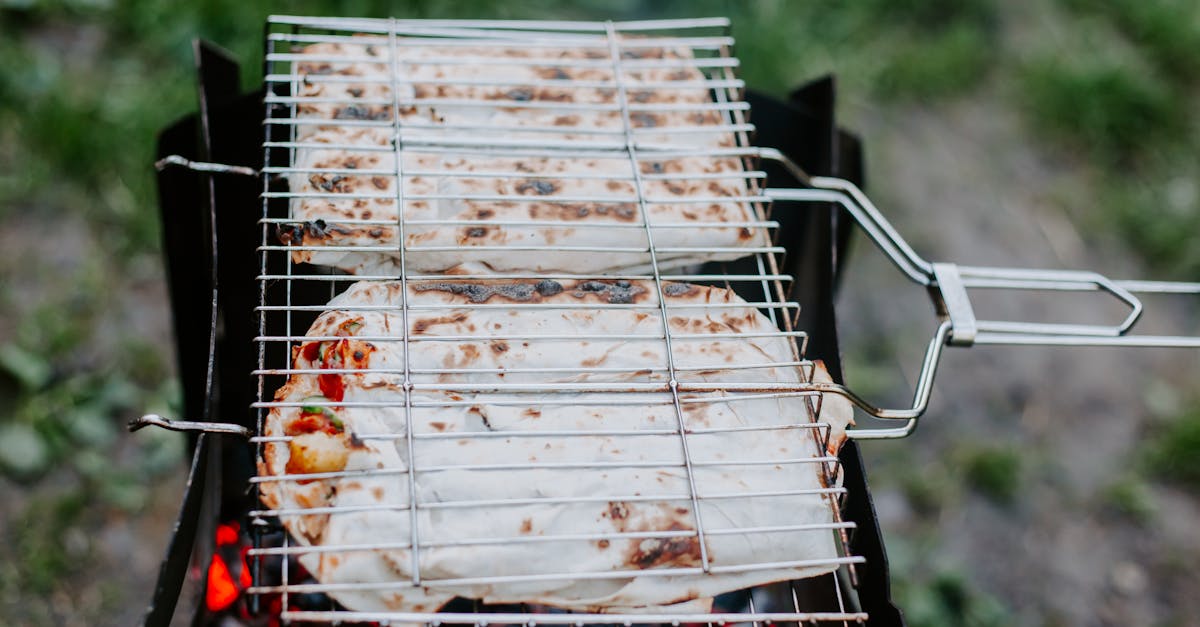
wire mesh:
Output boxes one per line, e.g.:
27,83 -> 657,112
252,15 -> 866,625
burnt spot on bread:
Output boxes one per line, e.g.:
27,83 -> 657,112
706,181 -> 733,197
371,176 -> 389,190
277,224 -> 303,245
536,279 -> 563,297
630,112 -> 661,128
309,174 -> 353,193
571,280 -> 645,304
661,282 -> 696,297
333,105 -> 390,120
580,355 -> 605,368
640,160 -> 689,175
413,279 -> 561,303
522,408 -> 541,419
415,282 -> 537,303
300,63 -> 335,75
413,279 -> 643,304
464,227 -> 488,238
475,209 -> 495,219
490,341 -> 509,354
411,312 -> 469,334
504,87 -> 533,102
628,522 -> 703,569
277,219 -> 333,245
457,344 -> 480,363
606,501 -> 630,521
536,67 -> 570,80
520,518 -> 533,534
528,202 -> 637,222
428,421 -> 447,432
515,179 -> 558,195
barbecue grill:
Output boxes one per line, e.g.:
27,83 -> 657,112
134,16 -> 1200,627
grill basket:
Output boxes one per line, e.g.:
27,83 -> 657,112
137,14 -> 1199,627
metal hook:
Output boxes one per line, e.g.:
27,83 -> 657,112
128,414 -> 252,438
155,155 -> 259,177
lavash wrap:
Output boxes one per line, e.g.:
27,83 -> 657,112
260,279 -> 854,613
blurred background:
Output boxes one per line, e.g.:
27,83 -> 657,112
1,0 -> 1198,625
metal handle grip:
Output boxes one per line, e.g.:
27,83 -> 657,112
760,150 -> 1200,439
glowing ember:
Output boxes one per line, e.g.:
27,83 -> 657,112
206,522 -> 251,613
206,553 -> 240,612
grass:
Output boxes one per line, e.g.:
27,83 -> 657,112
1143,408 -> 1200,491
898,570 -> 1011,627
1064,0 -> 1200,83
1018,1 -> 1200,275
1019,59 -> 1182,167
959,445 -> 1022,504
886,536 -> 1012,627
874,22 -> 996,99
1101,170 -> 1200,277
10,492 -> 89,595
1100,475 -> 1156,521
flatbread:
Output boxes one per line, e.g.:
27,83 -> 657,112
259,279 -> 854,613
280,39 -> 765,275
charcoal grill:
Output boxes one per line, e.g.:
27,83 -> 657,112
135,16 -> 1199,627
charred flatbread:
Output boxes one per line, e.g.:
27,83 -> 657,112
281,40 -> 764,275
259,279 -> 855,613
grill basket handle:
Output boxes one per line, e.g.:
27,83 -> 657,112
761,149 -> 1200,439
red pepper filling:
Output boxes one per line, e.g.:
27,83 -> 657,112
318,373 -> 345,402
300,341 -> 321,362
286,411 -> 341,436
295,322 -> 372,410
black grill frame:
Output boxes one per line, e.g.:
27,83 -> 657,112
146,40 -> 902,627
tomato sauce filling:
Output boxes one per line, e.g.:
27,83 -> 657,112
289,317 -> 373,434
296,318 -> 373,405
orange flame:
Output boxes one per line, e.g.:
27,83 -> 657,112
206,553 -> 240,612
206,522 -> 250,613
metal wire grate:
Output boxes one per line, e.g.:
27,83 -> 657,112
251,15 -> 866,625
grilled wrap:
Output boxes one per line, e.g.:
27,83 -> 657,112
282,40 -> 764,275
259,279 -> 854,613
